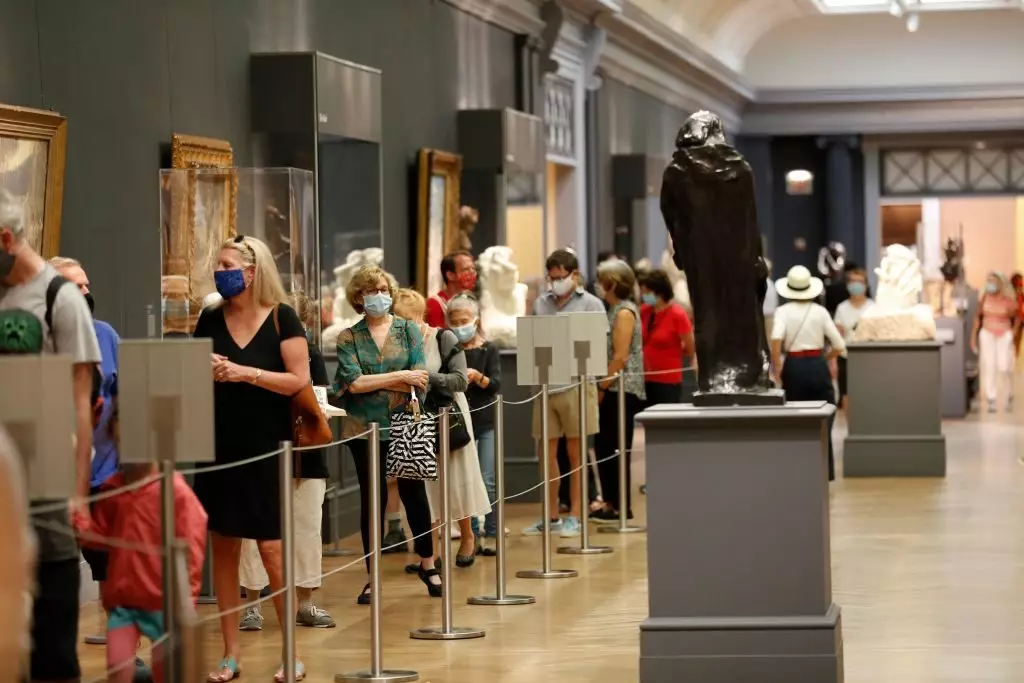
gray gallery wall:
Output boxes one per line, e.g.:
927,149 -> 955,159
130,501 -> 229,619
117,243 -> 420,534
0,0 -> 517,337
590,77 -> 690,270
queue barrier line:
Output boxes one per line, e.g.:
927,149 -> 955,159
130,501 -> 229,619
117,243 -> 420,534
85,633 -> 170,683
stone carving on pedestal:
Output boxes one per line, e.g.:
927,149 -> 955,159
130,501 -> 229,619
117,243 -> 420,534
477,245 -> 527,349
660,110 -> 781,406
855,244 -> 937,341
321,248 -> 384,351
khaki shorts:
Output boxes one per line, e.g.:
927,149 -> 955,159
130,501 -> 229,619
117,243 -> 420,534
532,383 -> 600,440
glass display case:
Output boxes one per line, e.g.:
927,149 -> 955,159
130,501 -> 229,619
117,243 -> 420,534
159,167 -> 318,341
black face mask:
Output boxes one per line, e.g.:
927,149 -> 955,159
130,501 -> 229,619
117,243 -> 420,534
84,292 -> 95,315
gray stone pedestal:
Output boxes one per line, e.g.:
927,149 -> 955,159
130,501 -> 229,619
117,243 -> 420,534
843,341 -> 946,477
936,318 -> 966,418
637,402 -> 842,683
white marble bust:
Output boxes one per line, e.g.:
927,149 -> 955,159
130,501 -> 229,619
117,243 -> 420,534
855,244 -> 936,341
478,246 -> 527,349
321,247 -> 384,351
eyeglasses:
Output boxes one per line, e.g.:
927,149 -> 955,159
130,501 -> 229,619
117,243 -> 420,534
233,234 -> 255,262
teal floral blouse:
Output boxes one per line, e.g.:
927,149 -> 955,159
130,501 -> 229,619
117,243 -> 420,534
607,300 -> 647,400
334,317 -> 426,441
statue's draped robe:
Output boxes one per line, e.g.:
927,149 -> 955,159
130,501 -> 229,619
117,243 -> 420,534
661,143 -> 773,396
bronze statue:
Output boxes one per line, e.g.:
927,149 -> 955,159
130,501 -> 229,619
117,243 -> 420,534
660,111 -> 782,406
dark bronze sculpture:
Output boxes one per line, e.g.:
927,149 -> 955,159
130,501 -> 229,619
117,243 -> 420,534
660,111 -> 783,406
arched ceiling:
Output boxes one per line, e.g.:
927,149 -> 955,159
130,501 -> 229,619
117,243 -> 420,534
627,0 -> 1024,81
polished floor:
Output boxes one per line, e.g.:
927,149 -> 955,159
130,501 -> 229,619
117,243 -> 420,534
77,396 -> 1024,682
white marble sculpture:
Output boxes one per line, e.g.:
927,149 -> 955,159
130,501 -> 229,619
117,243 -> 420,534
660,249 -> 692,311
854,244 -> 936,341
321,247 -> 384,350
478,245 -> 527,349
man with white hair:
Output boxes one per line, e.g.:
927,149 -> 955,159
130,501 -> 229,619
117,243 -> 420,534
0,194 -> 101,682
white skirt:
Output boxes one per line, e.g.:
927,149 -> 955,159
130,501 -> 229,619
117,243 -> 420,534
426,392 -> 492,522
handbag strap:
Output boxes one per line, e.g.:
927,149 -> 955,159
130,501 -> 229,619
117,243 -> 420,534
784,305 -> 814,352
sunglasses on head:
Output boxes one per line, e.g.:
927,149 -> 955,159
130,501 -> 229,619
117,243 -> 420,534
233,234 -> 255,262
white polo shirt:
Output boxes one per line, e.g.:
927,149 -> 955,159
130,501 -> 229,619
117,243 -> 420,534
771,301 -> 845,353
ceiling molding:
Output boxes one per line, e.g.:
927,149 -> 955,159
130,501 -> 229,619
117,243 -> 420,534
741,96 -> 1024,136
441,0 -> 545,34
756,82 -> 1024,105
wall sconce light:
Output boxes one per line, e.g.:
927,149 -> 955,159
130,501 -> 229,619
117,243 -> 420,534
785,169 -> 814,195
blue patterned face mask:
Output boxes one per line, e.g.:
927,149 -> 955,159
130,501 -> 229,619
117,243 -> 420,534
363,293 -> 392,317
214,269 -> 247,299
451,322 -> 477,343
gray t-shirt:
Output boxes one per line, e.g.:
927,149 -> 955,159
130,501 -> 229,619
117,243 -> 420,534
0,264 -> 101,562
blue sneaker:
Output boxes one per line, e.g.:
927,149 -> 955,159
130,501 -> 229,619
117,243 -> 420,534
560,516 -> 581,538
522,518 -> 562,536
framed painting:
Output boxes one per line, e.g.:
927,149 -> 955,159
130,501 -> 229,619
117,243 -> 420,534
161,134 -> 237,334
415,149 -> 462,294
0,103 -> 67,258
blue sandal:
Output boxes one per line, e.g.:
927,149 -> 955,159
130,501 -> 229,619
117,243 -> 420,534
208,657 -> 241,682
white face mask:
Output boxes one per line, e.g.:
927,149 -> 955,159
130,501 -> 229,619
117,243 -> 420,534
551,277 -> 574,297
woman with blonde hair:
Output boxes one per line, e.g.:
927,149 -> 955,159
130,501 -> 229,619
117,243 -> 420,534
333,266 -> 439,603
193,235 -> 312,682
392,289 -> 491,567
971,271 -> 1020,412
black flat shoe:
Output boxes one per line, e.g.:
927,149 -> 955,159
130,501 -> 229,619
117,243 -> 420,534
455,554 -> 475,568
418,567 -> 443,598
475,542 -> 496,557
405,558 -> 440,574
357,583 -> 371,605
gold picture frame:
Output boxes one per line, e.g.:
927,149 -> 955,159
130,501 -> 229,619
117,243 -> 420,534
415,149 -> 462,294
162,134 -> 237,334
0,103 -> 67,258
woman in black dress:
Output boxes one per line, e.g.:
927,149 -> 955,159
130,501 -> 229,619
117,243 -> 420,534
193,235 -> 311,683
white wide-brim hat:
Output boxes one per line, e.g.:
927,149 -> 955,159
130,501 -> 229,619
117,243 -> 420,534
775,265 -> 823,301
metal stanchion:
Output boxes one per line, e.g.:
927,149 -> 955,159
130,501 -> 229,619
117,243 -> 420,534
337,424 -> 418,682
281,441 -> 297,683
412,408 -> 486,639
560,376 -> 611,555
517,385 -> 578,579
601,373 -> 645,534
469,396 -> 535,605
160,459 -> 178,683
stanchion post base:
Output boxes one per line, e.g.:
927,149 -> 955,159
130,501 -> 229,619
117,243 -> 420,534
334,670 -> 419,682
515,569 -> 579,579
84,635 -> 107,645
409,626 -> 486,640
467,594 -> 536,606
323,548 -> 360,557
197,596 -> 218,605
558,545 -> 613,555
598,525 -> 646,534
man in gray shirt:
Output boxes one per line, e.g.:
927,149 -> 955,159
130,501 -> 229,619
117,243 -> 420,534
0,195 -> 101,682
523,249 -> 605,539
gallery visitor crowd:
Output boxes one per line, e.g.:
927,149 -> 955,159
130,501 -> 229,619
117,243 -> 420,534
2,178 -> 902,681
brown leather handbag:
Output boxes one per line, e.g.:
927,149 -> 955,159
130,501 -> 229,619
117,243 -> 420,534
273,307 -> 333,459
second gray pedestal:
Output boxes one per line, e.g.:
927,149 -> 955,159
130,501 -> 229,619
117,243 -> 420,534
843,341 -> 946,477
637,402 -> 842,683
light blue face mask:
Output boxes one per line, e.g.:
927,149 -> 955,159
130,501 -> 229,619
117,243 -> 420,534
847,282 -> 866,297
641,293 -> 657,306
986,282 -> 1000,294
452,322 -> 477,343
363,292 -> 392,317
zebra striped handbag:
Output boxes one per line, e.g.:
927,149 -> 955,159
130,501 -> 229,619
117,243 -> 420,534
386,391 -> 438,480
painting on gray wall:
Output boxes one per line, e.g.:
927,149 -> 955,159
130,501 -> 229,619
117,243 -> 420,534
415,149 -> 463,294
0,103 -> 68,258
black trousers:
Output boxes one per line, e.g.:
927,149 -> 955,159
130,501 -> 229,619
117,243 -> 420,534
645,381 -> 683,407
557,436 -> 599,507
349,439 -> 434,571
837,356 -> 849,400
595,391 -> 644,514
781,355 -> 836,481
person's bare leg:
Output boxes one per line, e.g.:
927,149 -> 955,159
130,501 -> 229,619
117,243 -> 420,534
244,588 -> 260,602
256,540 -> 301,664
545,438 -> 561,517
296,586 -> 313,606
457,517 -> 475,557
210,533 -> 242,679
564,437 -> 582,518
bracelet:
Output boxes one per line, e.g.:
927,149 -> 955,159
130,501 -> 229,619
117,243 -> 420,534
251,368 -> 263,384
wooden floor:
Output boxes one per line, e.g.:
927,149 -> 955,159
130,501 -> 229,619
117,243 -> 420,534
78,397 -> 1024,682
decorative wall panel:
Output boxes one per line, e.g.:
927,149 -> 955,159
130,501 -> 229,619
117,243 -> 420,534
882,147 -> 1024,196
545,74 -> 574,159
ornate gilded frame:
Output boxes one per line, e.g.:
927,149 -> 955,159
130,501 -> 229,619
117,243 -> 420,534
415,149 -> 462,294
163,134 -> 237,334
0,103 -> 67,258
